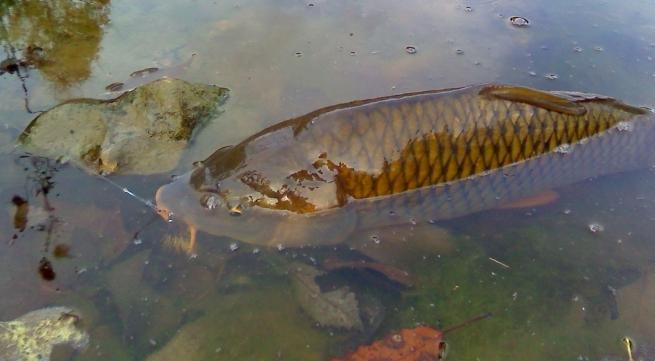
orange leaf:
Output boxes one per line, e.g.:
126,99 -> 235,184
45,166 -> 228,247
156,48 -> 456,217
331,326 -> 446,361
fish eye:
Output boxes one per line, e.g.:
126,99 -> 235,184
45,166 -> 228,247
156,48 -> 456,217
200,193 -> 220,210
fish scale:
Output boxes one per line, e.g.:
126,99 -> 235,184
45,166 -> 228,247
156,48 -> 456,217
357,111 -> 650,228
306,89 -> 638,209
156,84 -> 654,247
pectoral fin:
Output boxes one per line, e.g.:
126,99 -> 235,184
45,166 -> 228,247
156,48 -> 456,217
497,190 -> 559,210
162,223 -> 197,255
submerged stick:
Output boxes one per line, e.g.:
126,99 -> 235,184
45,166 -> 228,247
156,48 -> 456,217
97,174 -> 160,214
442,312 -> 493,335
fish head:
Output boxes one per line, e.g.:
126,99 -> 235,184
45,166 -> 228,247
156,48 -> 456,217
155,170 -> 283,245
155,141 -> 356,247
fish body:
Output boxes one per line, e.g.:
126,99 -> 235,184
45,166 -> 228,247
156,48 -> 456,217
155,84 -> 654,246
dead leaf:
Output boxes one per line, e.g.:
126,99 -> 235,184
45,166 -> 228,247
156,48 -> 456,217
290,262 -> 363,330
11,195 -> 28,232
331,326 -> 446,361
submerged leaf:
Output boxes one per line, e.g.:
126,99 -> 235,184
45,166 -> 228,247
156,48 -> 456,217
331,326 -> 446,361
290,263 -> 363,330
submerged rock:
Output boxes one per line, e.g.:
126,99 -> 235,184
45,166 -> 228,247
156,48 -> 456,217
0,306 -> 89,361
291,262 -> 363,330
18,78 -> 229,174
145,288 -> 329,361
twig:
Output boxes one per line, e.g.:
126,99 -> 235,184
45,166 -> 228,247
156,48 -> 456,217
488,257 -> 511,269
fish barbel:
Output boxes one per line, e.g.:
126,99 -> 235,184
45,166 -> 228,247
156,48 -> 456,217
155,84 -> 654,247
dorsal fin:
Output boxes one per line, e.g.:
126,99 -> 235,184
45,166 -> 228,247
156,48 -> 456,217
551,90 -> 649,115
480,85 -> 588,116
480,84 -> 650,116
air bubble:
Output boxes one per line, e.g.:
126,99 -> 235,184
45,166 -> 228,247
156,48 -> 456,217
544,73 -> 559,80
464,6 -> 473,12
229,242 -> 239,252
455,49 -> 464,55
133,238 -> 143,245
593,46 -> 604,52
405,46 -> 417,54
555,143 -> 572,154
588,223 -> 604,233
370,235 -> 381,244
616,121 -> 634,132
573,46 -> 583,53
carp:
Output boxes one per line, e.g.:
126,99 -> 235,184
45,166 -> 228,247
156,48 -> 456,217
155,84 -> 654,249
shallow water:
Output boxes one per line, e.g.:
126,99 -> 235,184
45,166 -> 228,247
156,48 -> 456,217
2,0 -> 655,360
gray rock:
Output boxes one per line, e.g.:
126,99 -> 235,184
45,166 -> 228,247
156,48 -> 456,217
18,78 -> 229,174
290,262 -> 363,330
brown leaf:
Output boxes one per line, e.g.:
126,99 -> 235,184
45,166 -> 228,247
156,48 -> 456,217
11,195 -> 29,232
331,326 -> 446,361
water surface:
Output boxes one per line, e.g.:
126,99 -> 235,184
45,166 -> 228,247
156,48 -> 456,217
2,0 -> 655,360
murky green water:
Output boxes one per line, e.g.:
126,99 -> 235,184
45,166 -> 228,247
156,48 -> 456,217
2,0 -> 655,360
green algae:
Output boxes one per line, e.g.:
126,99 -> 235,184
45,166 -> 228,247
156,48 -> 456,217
145,285 -> 330,361
0,307 -> 89,361
377,207 -> 644,361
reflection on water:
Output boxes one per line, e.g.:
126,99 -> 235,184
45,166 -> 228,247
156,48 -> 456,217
0,0 -> 110,89
2,0 -> 655,360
